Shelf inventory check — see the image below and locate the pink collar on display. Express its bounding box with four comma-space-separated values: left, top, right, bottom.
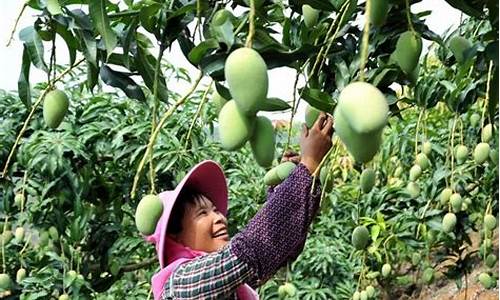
151, 237, 259, 300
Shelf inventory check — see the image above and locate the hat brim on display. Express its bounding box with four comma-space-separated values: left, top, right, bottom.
155, 160, 228, 268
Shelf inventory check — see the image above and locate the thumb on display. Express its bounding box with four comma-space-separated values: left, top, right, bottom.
302, 123, 309, 138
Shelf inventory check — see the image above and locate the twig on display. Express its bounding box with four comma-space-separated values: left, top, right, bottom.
405, 0, 415, 33
359, 0, 372, 82
5, 2, 28, 47
183, 81, 213, 149
481, 61, 493, 128
148, 45, 166, 194
1, 58, 85, 178
245, 0, 256, 48
130, 72, 204, 199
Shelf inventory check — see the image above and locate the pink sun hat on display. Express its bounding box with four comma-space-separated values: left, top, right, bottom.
144, 160, 228, 268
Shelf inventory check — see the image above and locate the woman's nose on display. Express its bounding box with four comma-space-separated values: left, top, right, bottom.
213, 211, 227, 225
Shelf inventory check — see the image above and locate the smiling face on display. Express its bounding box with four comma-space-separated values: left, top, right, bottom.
168, 192, 229, 253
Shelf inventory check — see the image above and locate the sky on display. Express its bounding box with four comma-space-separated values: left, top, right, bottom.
0, 1, 462, 120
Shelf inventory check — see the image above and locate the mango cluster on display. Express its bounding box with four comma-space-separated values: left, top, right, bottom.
217, 48, 276, 168
334, 82, 389, 163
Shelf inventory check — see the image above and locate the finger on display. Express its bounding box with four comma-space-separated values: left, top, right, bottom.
321, 115, 334, 135
302, 123, 309, 138
313, 112, 327, 130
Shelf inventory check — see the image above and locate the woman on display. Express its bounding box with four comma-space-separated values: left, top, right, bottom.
144, 113, 334, 299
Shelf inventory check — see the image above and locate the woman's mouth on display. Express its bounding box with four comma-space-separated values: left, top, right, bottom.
213, 228, 229, 240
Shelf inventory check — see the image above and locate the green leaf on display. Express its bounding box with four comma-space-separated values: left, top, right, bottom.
99, 65, 146, 101
19, 26, 48, 72
258, 97, 292, 111
371, 225, 381, 241
260, 44, 319, 69
211, 19, 234, 48
89, 0, 118, 58
133, 45, 169, 102
47, 0, 63, 15
443, 0, 484, 18
299, 87, 335, 113
121, 18, 139, 69
87, 60, 99, 92
18, 45, 32, 108
199, 53, 226, 81
214, 82, 231, 100
55, 23, 77, 66
76, 29, 97, 67
188, 39, 219, 65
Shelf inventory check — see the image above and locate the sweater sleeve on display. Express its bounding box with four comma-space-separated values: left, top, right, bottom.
230, 163, 322, 283
163, 244, 256, 300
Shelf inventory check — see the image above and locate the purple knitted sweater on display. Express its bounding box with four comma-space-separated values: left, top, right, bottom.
230, 163, 322, 282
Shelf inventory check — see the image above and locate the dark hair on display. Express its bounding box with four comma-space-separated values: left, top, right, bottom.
167, 187, 206, 235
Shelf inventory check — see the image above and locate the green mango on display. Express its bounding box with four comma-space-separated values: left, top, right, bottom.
212, 90, 228, 114
337, 82, 388, 134
14, 193, 24, 207
469, 113, 480, 127
352, 225, 370, 250
276, 161, 296, 180
264, 167, 280, 186
482, 124, 493, 142
49, 226, 59, 241
0, 273, 12, 291
134, 194, 163, 235
211, 9, 233, 26
334, 110, 383, 163
455, 145, 468, 162
439, 188, 453, 205
422, 141, 432, 156
16, 268, 26, 283
334, 82, 387, 163
225, 48, 268, 115
478, 272, 494, 289
382, 263, 391, 277
360, 168, 376, 193
485, 254, 497, 268
370, 0, 389, 27
473, 142, 490, 164
422, 267, 434, 284
302, 4, 319, 28
59, 294, 70, 300
406, 181, 420, 198
14, 227, 24, 243
490, 148, 499, 165
415, 153, 430, 170
218, 100, 255, 150
449, 35, 473, 64
484, 214, 497, 231
360, 290, 368, 300
365, 285, 375, 298
442, 212, 457, 233
450, 193, 462, 213
43, 89, 69, 128
305, 104, 321, 128
249, 116, 275, 167
391, 31, 422, 74
409, 165, 422, 181
353, 291, 361, 300
264, 162, 296, 186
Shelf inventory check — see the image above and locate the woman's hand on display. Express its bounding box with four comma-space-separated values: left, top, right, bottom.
281, 150, 301, 164
299, 112, 334, 174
